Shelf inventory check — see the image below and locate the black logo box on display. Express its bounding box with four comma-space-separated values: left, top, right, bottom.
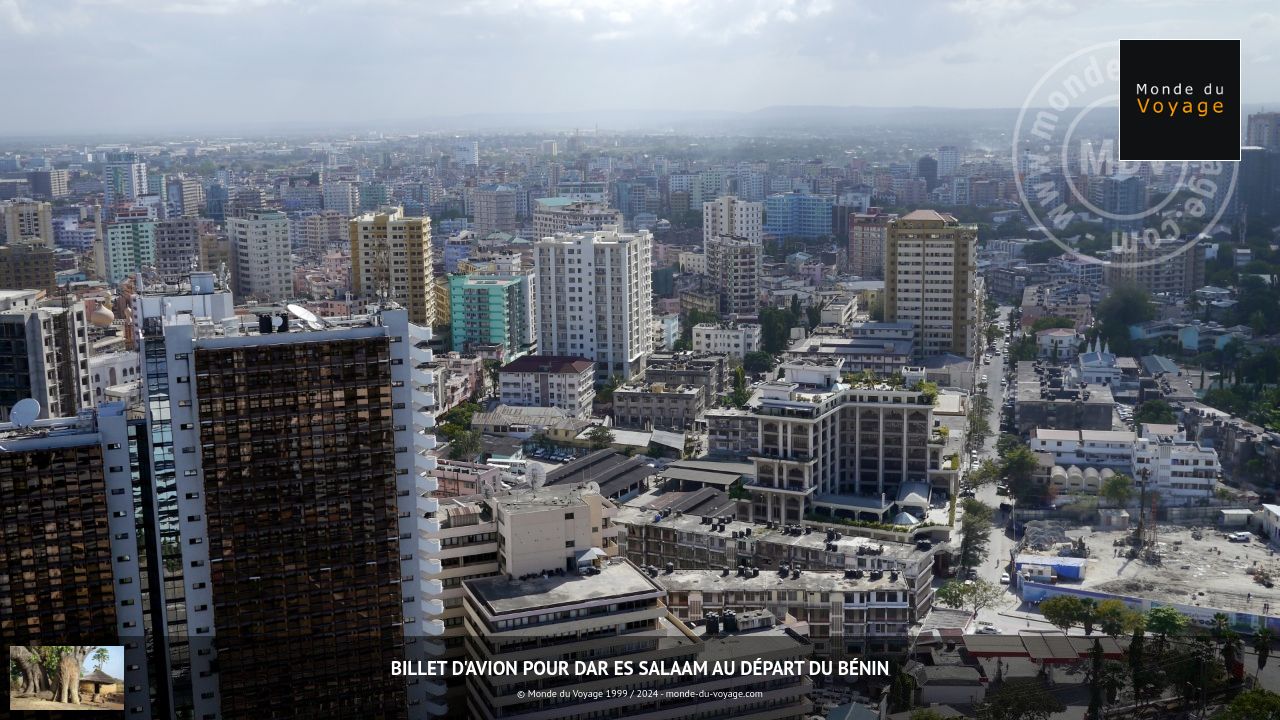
1119, 39, 1241, 162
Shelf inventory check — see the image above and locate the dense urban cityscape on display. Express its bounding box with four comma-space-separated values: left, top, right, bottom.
5, 3, 1280, 720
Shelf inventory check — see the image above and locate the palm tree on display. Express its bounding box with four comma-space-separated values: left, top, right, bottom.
1212, 613, 1230, 646
1222, 630, 1244, 683
1254, 627, 1275, 680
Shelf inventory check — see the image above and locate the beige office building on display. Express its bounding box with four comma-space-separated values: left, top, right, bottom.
884, 209, 980, 358
2, 199, 53, 247
350, 206, 436, 326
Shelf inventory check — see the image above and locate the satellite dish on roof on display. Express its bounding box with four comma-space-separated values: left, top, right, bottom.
271, 314, 285, 329
9, 398, 40, 429
583, 481, 600, 495
286, 303, 327, 331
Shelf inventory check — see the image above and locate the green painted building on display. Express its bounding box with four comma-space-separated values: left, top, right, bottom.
448, 273, 534, 361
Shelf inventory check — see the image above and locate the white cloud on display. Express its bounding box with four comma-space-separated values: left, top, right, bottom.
0, 0, 34, 33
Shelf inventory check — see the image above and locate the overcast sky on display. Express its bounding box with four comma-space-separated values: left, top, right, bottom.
2, 0, 1278, 135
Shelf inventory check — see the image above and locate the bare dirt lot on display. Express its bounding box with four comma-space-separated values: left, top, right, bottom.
9, 694, 124, 711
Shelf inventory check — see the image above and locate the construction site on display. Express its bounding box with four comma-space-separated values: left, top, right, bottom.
1015, 517, 1280, 629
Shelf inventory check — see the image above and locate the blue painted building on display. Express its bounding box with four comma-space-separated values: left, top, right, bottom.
765, 191, 835, 239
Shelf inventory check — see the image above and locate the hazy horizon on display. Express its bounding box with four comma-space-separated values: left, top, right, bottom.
2, 0, 1280, 136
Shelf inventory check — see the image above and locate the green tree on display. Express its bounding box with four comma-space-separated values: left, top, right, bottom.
586, 425, 615, 450
596, 375, 622, 404
1100, 473, 1135, 508
1008, 334, 1038, 361
1146, 606, 1189, 647
976, 678, 1066, 720
985, 323, 1001, 345
805, 301, 823, 330
958, 498, 993, 570
996, 433, 1023, 457
1128, 621, 1147, 705
1040, 595, 1086, 633
1095, 282, 1155, 354
968, 459, 1001, 488
483, 359, 501, 398
887, 668, 915, 713
1217, 688, 1280, 720
935, 579, 1004, 616
728, 366, 751, 408
967, 393, 993, 449
1095, 599, 1142, 637
91, 647, 109, 671
743, 351, 774, 374
1133, 399, 1177, 426
1030, 316, 1075, 332
868, 295, 885, 322
1086, 639, 1104, 720
1002, 445, 1043, 504
448, 430, 482, 460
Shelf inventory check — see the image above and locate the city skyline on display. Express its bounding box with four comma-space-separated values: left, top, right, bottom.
3, 0, 1280, 135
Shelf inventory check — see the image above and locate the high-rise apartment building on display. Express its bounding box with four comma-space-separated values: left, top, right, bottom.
535, 227, 653, 382
1239, 146, 1280, 221
705, 235, 762, 318
153, 216, 201, 283
453, 140, 479, 167
447, 273, 534, 361
1103, 237, 1205, 298
1091, 174, 1146, 232
323, 181, 360, 217
764, 192, 834, 239
1, 198, 54, 246
350, 207, 436, 326
26, 168, 70, 199
0, 294, 91, 420
471, 184, 518, 236
531, 198, 623, 238
848, 207, 895, 280
298, 209, 347, 256
164, 174, 205, 218
916, 156, 939, 190
937, 146, 959, 178
885, 209, 980, 358
0, 243, 57, 292
0, 402, 149, 715
104, 220, 157, 285
126, 278, 443, 718
1247, 111, 1280, 150
228, 209, 292, 302
103, 152, 148, 219
702, 195, 764, 246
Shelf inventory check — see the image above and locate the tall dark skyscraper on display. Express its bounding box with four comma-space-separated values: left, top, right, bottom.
916, 155, 939, 191
3, 273, 446, 718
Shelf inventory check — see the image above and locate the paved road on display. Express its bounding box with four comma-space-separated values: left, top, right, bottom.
951, 305, 1027, 628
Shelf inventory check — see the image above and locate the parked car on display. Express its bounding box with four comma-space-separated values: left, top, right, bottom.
1000, 572, 1011, 584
